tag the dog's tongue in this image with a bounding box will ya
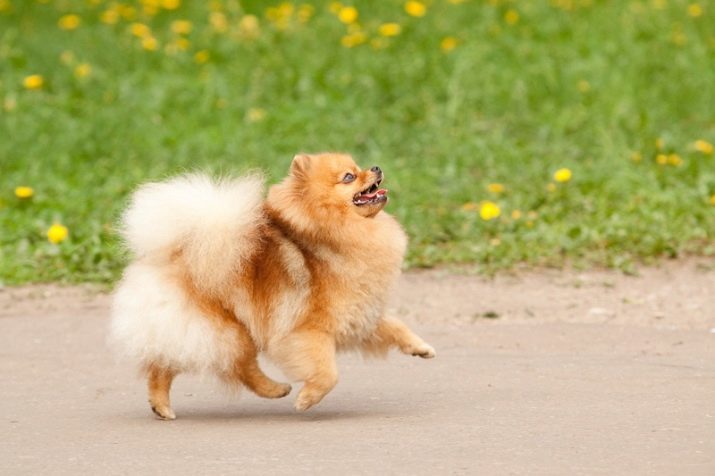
[362,189,388,199]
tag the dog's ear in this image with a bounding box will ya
[290,154,312,179]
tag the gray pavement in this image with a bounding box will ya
[1,287,714,475]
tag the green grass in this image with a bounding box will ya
[1,0,714,284]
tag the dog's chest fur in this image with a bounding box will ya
[315,234,405,347]
[325,257,397,347]
[251,210,407,349]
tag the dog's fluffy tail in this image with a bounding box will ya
[120,173,264,296]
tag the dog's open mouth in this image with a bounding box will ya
[353,179,387,206]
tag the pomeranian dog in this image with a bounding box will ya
[110,153,435,419]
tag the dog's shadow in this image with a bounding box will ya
[121,405,406,424]
[181,408,392,422]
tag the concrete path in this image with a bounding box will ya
[1,266,714,475]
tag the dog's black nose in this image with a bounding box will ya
[370,166,382,174]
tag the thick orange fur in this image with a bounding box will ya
[114,153,434,419]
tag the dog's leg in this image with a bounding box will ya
[237,360,292,399]
[364,316,436,358]
[229,355,292,399]
[147,364,177,420]
[222,321,292,399]
[271,330,338,412]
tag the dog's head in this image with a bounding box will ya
[286,152,388,219]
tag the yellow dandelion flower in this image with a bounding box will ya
[74,63,91,79]
[656,154,668,165]
[553,168,572,183]
[194,50,210,64]
[239,15,260,38]
[480,201,501,221]
[172,38,190,51]
[100,9,119,25]
[440,36,458,52]
[15,186,34,199]
[265,4,291,29]
[278,2,294,17]
[341,31,367,48]
[710,194,715,206]
[210,12,228,32]
[630,151,642,162]
[3,97,17,112]
[23,74,44,90]
[338,6,358,24]
[0,0,12,12]
[487,183,505,194]
[130,22,151,38]
[577,80,591,93]
[655,137,665,150]
[47,223,69,244]
[694,139,713,155]
[171,20,193,35]
[118,4,137,20]
[687,3,703,17]
[58,14,80,30]
[141,36,159,51]
[247,107,267,122]
[511,209,522,220]
[404,1,426,17]
[266,7,284,24]
[161,0,180,10]
[667,154,683,166]
[298,4,314,23]
[378,23,401,37]
[143,0,160,16]
[461,202,478,211]
[504,9,519,25]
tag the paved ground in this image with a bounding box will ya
[1,262,714,475]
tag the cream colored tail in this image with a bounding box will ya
[120,173,264,295]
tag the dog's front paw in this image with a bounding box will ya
[411,343,436,359]
[294,384,331,412]
[294,391,318,412]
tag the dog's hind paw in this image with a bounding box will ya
[411,344,436,359]
[151,404,176,420]
[269,382,293,399]
[248,380,292,399]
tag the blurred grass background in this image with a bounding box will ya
[1,0,714,284]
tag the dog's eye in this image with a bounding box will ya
[342,173,356,183]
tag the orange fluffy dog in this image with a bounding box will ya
[111,153,435,419]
